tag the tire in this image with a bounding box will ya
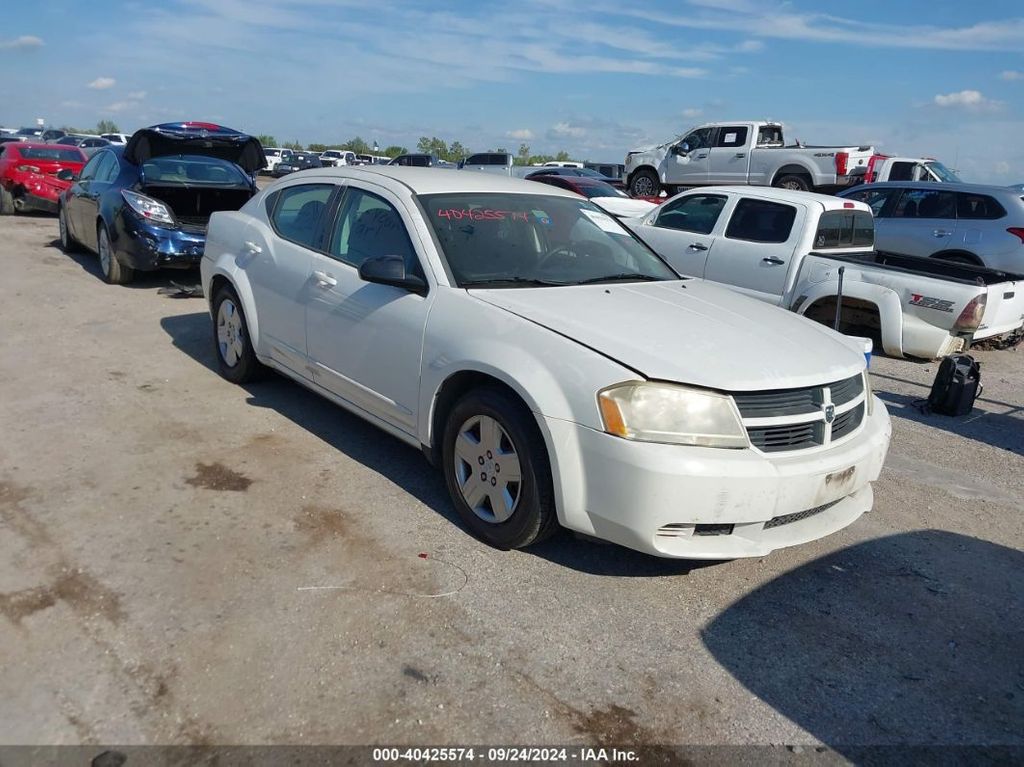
[629,168,660,198]
[0,186,14,215]
[58,205,80,252]
[97,223,134,284]
[772,174,811,192]
[212,284,263,384]
[441,387,558,550]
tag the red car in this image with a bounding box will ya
[0,142,87,214]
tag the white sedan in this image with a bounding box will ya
[201,167,891,559]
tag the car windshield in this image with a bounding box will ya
[576,182,627,199]
[142,155,250,186]
[925,162,961,183]
[576,168,606,179]
[419,192,679,287]
[16,128,41,136]
[19,147,85,161]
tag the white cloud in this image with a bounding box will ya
[0,35,43,50]
[127,91,148,100]
[682,108,703,118]
[549,122,587,139]
[88,77,116,90]
[1001,70,1023,81]
[506,128,534,140]
[933,89,1003,111]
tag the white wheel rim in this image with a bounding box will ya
[453,415,522,524]
[217,299,245,367]
[98,229,111,274]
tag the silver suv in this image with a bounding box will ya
[838,181,1024,272]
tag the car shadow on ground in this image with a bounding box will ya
[871,370,1023,455]
[160,311,717,577]
[45,237,204,293]
[702,530,1024,756]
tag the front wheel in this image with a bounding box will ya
[442,387,558,550]
[98,223,134,284]
[212,284,264,383]
[628,169,660,198]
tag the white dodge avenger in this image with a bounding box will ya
[201,167,891,559]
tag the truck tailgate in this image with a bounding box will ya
[976,279,1024,340]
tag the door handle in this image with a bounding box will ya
[243,241,262,255]
[762,256,785,265]
[688,242,709,251]
[734,153,746,158]
[695,153,708,159]
[312,270,337,287]
[932,230,951,237]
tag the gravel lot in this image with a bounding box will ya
[0,209,1021,756]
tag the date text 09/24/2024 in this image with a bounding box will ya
[372,746,640,762]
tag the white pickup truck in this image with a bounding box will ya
[625,121,874,198]
[860,155,961,184]
[622,186,1024,359]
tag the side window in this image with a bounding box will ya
[329,188,422,276]
[680,127,713,152]
[892,189,956,219]
[79,153,105,182]
[844,188,895,216]
[814,211,874,249]
[956,193,1006,220]
[888,162,915,181]
[654,194,728,234]
[715,127,748,148]
[269,183,335,249]
[97,154,120,183]
[725,199,797,243]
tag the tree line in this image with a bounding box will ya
[256,135,578,164]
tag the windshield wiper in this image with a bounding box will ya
[460,277,569,288]
[574,273,666,285]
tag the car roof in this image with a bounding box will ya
[292,166,583,197]
[698,185,861,206]
[839,180,1022,196]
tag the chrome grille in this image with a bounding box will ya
[733,374,866,454]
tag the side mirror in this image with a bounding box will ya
[670,143,689,156]
[56,168,76,182]
[358,255,427,295]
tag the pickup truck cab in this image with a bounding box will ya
[623,187,1024,359]
[625,121,874,198]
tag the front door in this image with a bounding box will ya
[304,183,432,436]
[664,127,714,186]
[635,192,730,277]
[878,188,958,258]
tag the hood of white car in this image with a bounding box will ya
[592,197,657,219]
[472,280,865,391]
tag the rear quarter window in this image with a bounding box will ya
[956,193,1006,220]
[725,199,797,243]
[814,210,874,249]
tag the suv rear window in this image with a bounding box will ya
[956,193,1006,220]
[725,199,796,243]
[814,211,874,249]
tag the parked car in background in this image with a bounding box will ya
[459,152,514,174]
[262,147,293,174]
[58,122,264,284]
[0,136,26,147]
[1008,183,1024,193]
[837,181,1024,272]
[55,135,112,157]
[859,155,961,185]
[584,162,626,181]
[201,166,890,559]
[527,174,655,218]
[41,129,68,143]
[319,149,356,167]
[527,166,625,188]
[0,142,87,214]
[0,127,16,136]
[622,187,1024,358]
[100,133,132,145]
[389,153,452,167]
[14,127,44,140]
[272,151,322,177]
[624,121,874,198]
[541,161,583,168]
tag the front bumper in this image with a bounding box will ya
[543,399,892,559]
[115,213,206,272]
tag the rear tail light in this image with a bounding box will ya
[16,165,41,173]
[835,151,848,177]
[121,189,175,225]
[954,294,987,331]
[1008,227,1024,244]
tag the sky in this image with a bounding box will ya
[2,0,1022,182]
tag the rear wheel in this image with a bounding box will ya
[98,223,134,284]
[0,186,14,215]
[442,387,558,550]
[58,205,79,252]
[629,168,660,198]
[212,284,263,383]
[773,174,811,192]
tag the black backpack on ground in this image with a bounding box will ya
[926,354,982,416]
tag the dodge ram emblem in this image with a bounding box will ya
[823,403,836,424]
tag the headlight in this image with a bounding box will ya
[598,381,749,448]
[864,371,874,416]
[121,190,175,225]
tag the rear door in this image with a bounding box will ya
[304,183,432,435]
[880,188,958,257]
[706,125,751,184]
[631,192,730,277]
[73,151,119,250]
[702,196,805,303]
